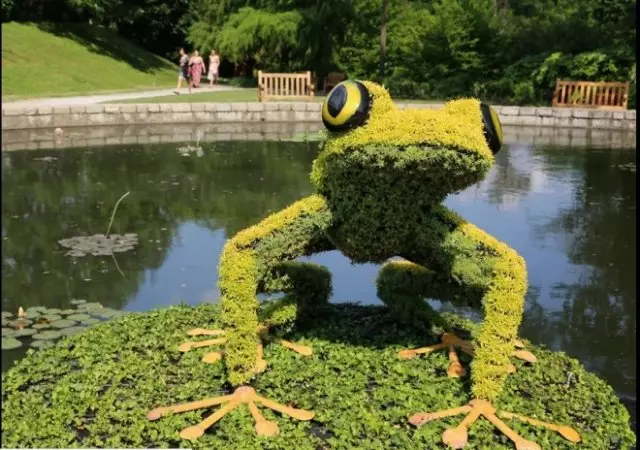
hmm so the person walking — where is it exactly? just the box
[174,48,191,95]
[190,50,205,88]
[208,50,220,86]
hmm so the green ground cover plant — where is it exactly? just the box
[2,303,634,449]
[1,22,176,100]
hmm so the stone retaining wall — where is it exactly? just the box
[2,122,635,152]
[1,102,636,131]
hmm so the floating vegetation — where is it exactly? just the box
[58,233,139,257]
[58,191,138,257]
[177,144,204,157]
[33,156,58,162]
[1,301,131,352]
[615,163,636,172]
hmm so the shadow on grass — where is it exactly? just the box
[36,22,173,74]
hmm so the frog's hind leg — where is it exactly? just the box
[149,195,335,439]
[406,207,580,449]
[177,261,331,368]
[376,261,534,378]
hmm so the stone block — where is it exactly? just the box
[148,135,161,143]
[37,107,52,115]
[31,115,53,128]
[191,103,206,112]
[87,138,105,147]
[500,106,519,116]
[230,103,248,112]
[518,107,536,116]
[70,113,88,126]
[541,116,555,127]
[136,112,150,122]
[624,110,636,120]
[171,112,194,123]
[556,117,572,128]
[498,115,519,126]
[612,111,625,120]
[264,103,280,111]
[215,111,241,122]
[147,104,160,112]
[106,137,122,145]
[86,104,104,114]
[119,104,137,113]
[552,108,572,118]
[3,108,23,116]
[572,109,590,118]
[104,105,120,113]
[535,107,553,117]
[135,104,149,113]
[159,104,173,113]
[592,119,613,129]
[53,114,72,127]
[194,111,214,122]
[70,105,87,114]
[292,103,308,112]
[277,103,293,111]
[53,106,70,115]
[247,103,264,112]
[612,119,623,128]
[206,103,231,112]
[572,118,589,128]
[306,102,321,112]
[21,108,37,116]
[590,110,612,119]
[515,115,540,127]
[137,135,150,144]
[171,104,191,113]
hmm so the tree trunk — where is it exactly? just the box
[380,0,388,79]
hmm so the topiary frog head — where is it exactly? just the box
[311,80,503,207]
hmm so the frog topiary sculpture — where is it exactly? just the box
[148,81,581,450]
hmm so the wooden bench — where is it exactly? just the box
[323,72,346,93]
[257,71,314,102]
[552,80,630,110]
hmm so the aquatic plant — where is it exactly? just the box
[1,303,635,449]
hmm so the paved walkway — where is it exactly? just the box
[2,85,240,109]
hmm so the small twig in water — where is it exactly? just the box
[105,191,130,238]
[111,252,125,277]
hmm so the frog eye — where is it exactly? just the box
[480,103,503,154]
[322,80,371,132]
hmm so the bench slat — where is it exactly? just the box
[553,79,629,110]
[258,70,314,102]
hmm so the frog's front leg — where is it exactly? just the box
[399,208,580,449]
[148,195,335,439]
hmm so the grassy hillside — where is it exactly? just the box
[2,22,178,100]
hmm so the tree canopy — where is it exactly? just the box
[3,0,636,105]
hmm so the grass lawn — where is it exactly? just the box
[2,22,177,100]
[111,88,445,104]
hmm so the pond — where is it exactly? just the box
[1,137,635,421]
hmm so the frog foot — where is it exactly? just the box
[408,399,581,450]
[147,385,314,440]
[398,332,537,377]
[179,327,312,372]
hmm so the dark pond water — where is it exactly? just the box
[1,140,636,415]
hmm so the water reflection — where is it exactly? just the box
[1,141,636,409]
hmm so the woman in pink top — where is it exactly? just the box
[208,50,220,86]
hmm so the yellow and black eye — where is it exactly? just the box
[322,80,371,132]
[480,103,503,154]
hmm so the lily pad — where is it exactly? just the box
[66,314,91,322]
[81,318,101,326]
[60,326,86,336]
[32,330,62,340]
[33,323,52,330]
[39,315,62,323]
[2,337,22,350]
[2,327,17,338]
[30,340,54,349]
[1,318,9,326]
[77,302,103,310]
[23,310,42,319]
[8,319,32,328]
[59,309,77,316]
[14,328,38,337]
[70,299,87,305]
[50,319,78,329]
[43,308,62,315]
[1,311,14,318]
[96,310,126,319]
[25,306,47,313]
